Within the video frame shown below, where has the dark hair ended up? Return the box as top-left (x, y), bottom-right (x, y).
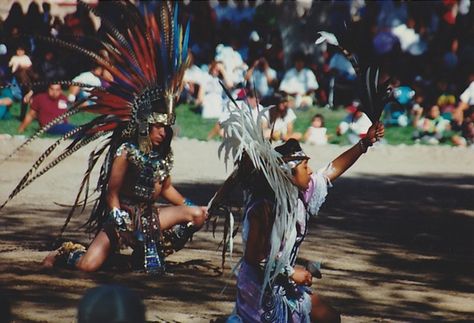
top-left (292, 51), bottom-right (306, 63)
top-left (268, 92), bottom-right (289, 124)
top-left (269, 106), bottom-right (287, 124)
top-left (275, 138), bottom-right (303, 157)
top-left (275, 139), bottom-right (307, 175)
top-left (77, 285), bottom-right (145, 323)
top-left (312, 114), bottom-right (325, 126)
top-left (238, 153), bottom-right (274, 200)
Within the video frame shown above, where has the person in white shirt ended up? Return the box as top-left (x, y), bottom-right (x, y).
top-left (207, 89), bottom-right (263, 140)
top-left (279, 52), bottom-right (319, 109)
top-left (244, 57), bottom-right (277, 100)
top-left (215, 43), bottom-right (247, 87)
top-left (8, 46), bottom-right (32, 73)
top-left (181, 52), bottom-right (206, 104)
top-left (337, 105), bottom-right (372, 144)
top-left (263, 92), bottom-right (302, 141)
top-left (68, 65), bottom-right (104, 103)
top-left (453, 73), bottom-right (474, 127)
top-left (9, 45), bottom-right (37, 121)
top-left (197, 61), bottom-right (232, 119)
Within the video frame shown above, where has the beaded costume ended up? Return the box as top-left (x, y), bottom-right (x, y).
top-left (1, 1), bottom-right (192, 274)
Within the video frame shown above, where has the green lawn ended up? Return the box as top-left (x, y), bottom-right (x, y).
top-left (0, 102), bottom-right (417, 145)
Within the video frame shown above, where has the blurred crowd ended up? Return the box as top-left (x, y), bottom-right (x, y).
top-left (0, 0), bottom-right (473, 147)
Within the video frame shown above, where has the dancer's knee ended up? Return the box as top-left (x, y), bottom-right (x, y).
top-left (190, 207), bottom-right (206, 228)
top-left (76, 257), bottom-right (101, 273)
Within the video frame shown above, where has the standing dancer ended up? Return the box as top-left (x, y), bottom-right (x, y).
top-left (1, 1), bottom-right (206, 275)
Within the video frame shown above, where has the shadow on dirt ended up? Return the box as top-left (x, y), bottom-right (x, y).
top-left (0, 174), bottom-right (473, 321)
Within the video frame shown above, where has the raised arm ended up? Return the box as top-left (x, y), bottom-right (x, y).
top-left (326, 122), bottom-right (384, 182)
top-left (106, 152), bottom-right (128, 210)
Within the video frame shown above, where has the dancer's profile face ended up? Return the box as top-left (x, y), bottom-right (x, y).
top-left (292, 159), bottom-right (312, 190)
top-left (149, 123), bottom-right (166, 146)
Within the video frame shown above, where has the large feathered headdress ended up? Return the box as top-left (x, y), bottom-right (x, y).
top-left (1, 1), bottom-right (190, 234)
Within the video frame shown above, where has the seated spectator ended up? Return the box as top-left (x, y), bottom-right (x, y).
top-left (244, 57), bottom-right (277, 102)
top-left (40, 50), bottom-right (66, 82)
top-left (18, 83), bottom-right (75, 135)
top-left (279, 51), bottom-right (319, 109)
top-left (8, 45), bottom-right (33, 75)
top-left (263, 92), bottom-right (302, 141)
top-left (207, 88), bottom-right (263, 140)
top-left (181, 52), bottom-right (206, 105)
top-left (434, 79), bottom-right (456, 120)
top-left (214, 43), bottom-right (247, 87)
top-left (336, 102), bottom-right (372, 144)
top-left (412, 104), bottom-right (451, 145)
top-left (0, 77), bottom-right (14, 120)
top-left (9, 45), bottom-right (37, 120)
top-left (452, 72), bottom-right (474, 129)
top-left (384, 81), bottom-right (413, 127)
top-left (77, 285), bottom-right (145, 323)
top-left (410, 89), bottom-right (426, 123)
top-left (304, 113), bottom-right (328, 145)
top-left (68, 64), bottom-right (104, 103)
top-left (197, 61), bottom-right (232, 119)
top-left (452, 106), bottom-right (474, 147)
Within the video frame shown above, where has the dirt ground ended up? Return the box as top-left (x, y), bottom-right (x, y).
top-left (0, 137), bottom-right (473, 322)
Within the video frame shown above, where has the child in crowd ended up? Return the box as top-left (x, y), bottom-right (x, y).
top-left (304, 113), bottom-right (328, 145)
top-left (8, 46), bottom-right (32, 74)
top-left (413, 104), bottom-right (451, 144)
top-left (9, 45), bottom-right (38, 120)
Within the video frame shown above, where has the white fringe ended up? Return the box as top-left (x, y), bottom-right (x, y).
top-left (219, 101), bottom-right (299, 295)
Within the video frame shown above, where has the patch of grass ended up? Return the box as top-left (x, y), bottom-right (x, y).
top-left (0, 101), bottom-right (423, 146)
top-left (174, 104), bottom-right (217, 140)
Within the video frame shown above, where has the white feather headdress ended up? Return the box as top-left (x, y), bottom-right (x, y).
top-left (218, 100), bottom-right (299, 293)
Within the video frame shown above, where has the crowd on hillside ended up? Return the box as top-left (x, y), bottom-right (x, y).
top-left (0, 0), bottom-right (473, 147)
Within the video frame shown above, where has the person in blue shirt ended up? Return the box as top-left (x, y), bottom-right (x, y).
top-left (0, 87), bottom-right (14, 120)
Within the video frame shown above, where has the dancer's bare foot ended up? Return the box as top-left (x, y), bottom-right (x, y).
top-left (41, 249), bottom-right (61, 268)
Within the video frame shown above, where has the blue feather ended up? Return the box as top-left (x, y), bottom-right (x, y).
top-left (173, 3), bottom-right (179, 73)
top-left (182, 21), bottom-right (190, 64)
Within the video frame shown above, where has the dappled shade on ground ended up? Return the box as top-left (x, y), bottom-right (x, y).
top-left (1, 174), bottom-right (473, 321)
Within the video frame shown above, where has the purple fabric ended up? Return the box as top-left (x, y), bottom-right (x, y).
top-left (236, 261), bottom-right (311, 323)
top-left (235, 172), bottom-right (329, 322)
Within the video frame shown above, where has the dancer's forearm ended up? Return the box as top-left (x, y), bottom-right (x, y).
top-left (327, 139), bottom-right (368, 181)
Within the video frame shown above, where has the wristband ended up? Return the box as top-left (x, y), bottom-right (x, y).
top-left (359, 138), bottom-right (372, 153)
top-left (183, 198), bottom-right (196, 206)
top-left (109, 207), bottom-right (132, 231)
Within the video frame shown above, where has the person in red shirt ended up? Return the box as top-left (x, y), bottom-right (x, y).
top-left (18, 83), bottom-right (75, 135)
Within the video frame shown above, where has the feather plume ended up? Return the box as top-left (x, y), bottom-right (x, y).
top-left (316, 29), bottom-right (396, 121)
top-left (214, 86), bottom-right (299, 296)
